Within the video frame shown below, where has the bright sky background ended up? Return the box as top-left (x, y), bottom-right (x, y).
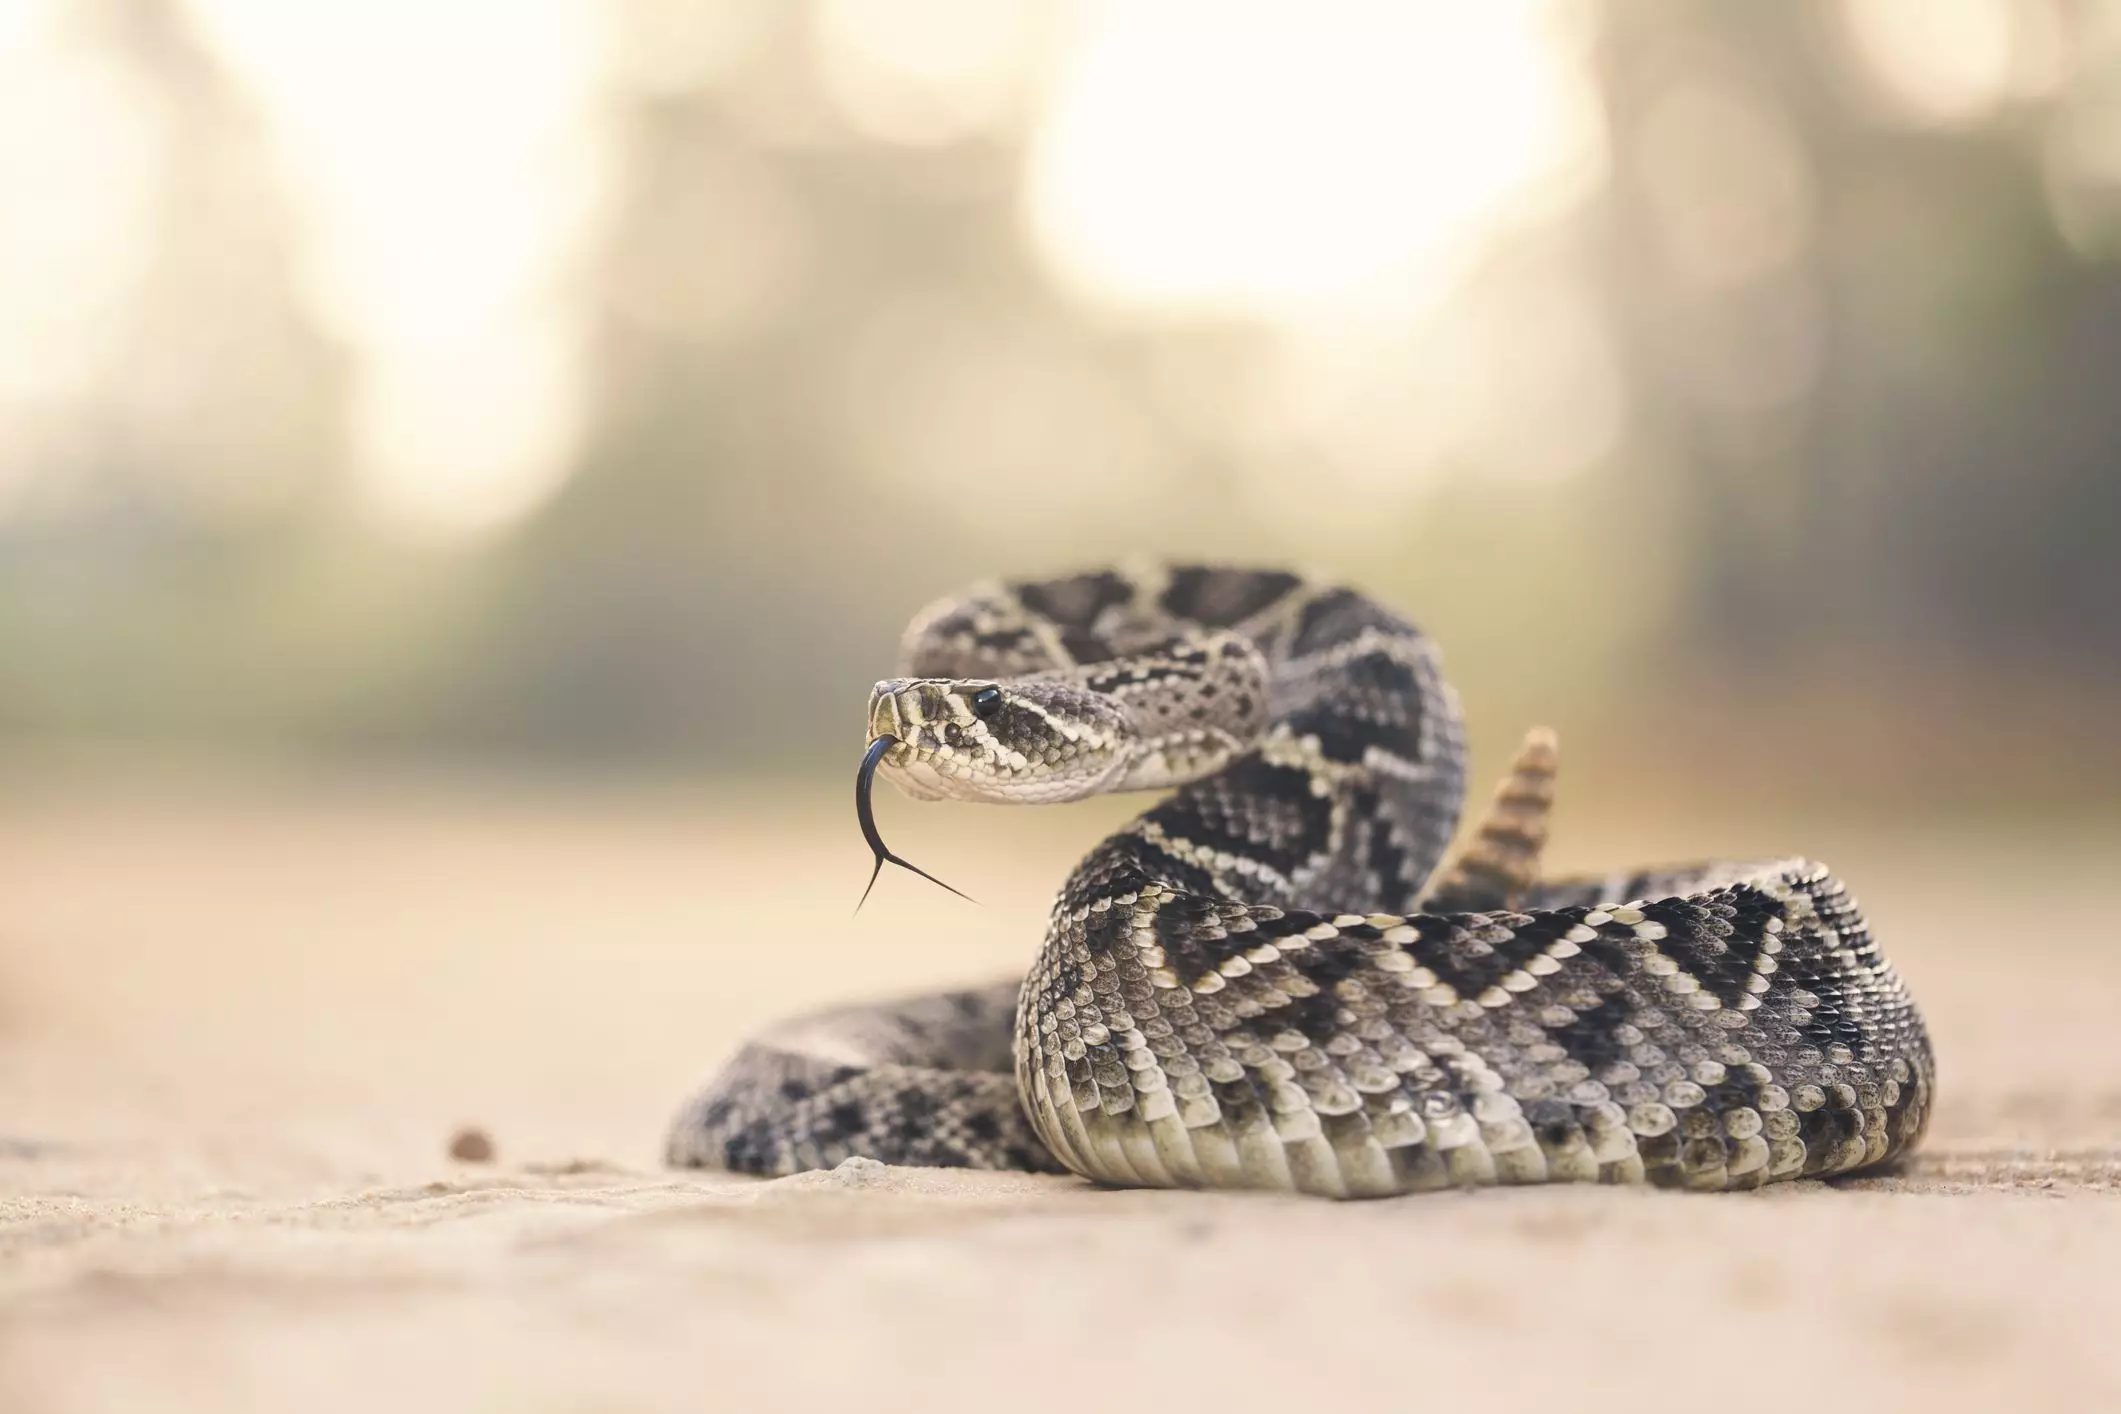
top-left (182, 0), bottom-right (608, 541)
top-left (1026, 0), bottom-right (1601, 318)
top-left (0, 0), bottom-right (2063, 544)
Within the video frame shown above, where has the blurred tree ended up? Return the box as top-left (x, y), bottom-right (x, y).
top-left (0, 0), bottom-right (353, 742)
top-left (1596, 0), bottom-right (2121, 674)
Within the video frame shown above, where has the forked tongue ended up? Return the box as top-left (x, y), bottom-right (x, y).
top-left (855, 733), bottom-right (975, 912)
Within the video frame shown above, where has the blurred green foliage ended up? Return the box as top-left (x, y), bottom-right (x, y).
top-left (0, 0), bottom-right (2115, 811)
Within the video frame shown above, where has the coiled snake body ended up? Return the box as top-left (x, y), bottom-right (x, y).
top-left (668, 566), bottom-right (1933, 1195)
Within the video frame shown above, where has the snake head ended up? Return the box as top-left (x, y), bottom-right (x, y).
top-left (865, 677), bottom-right (1133, 804)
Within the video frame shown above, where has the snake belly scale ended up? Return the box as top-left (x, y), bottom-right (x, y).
top-left (667, 566), bottom-right (1934, 1196)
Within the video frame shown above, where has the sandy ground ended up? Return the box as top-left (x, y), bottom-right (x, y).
top-left (3, 782), bottom-right (2119, 1412)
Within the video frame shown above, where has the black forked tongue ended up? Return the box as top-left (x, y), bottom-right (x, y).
top-left (855, 733), bottom-right (975, 912)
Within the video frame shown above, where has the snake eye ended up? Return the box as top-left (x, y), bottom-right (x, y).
top-left (970, 686), bottom-right (1003, 719)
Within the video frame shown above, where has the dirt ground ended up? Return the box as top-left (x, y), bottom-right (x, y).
top-left (3, 782), bottom-right (2118, 1412)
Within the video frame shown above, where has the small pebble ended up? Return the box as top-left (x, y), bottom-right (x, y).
top-left (448, 1127), bottom-right (496, 1163)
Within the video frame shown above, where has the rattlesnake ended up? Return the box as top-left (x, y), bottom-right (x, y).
top-left (667, 566), bottom-right (1933, 1195)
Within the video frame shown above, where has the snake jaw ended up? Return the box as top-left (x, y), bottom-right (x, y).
top-left (871, 740), bottom-right (954, 801)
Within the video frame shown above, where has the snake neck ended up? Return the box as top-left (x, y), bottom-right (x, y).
top-left (1081, 631), bottom-right (1273, 793)
top-left (1084, 620), bottom-right (1469, 920)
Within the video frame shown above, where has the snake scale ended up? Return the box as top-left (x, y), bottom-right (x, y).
top-left (667, 565), bottom-right (1934, 1196)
